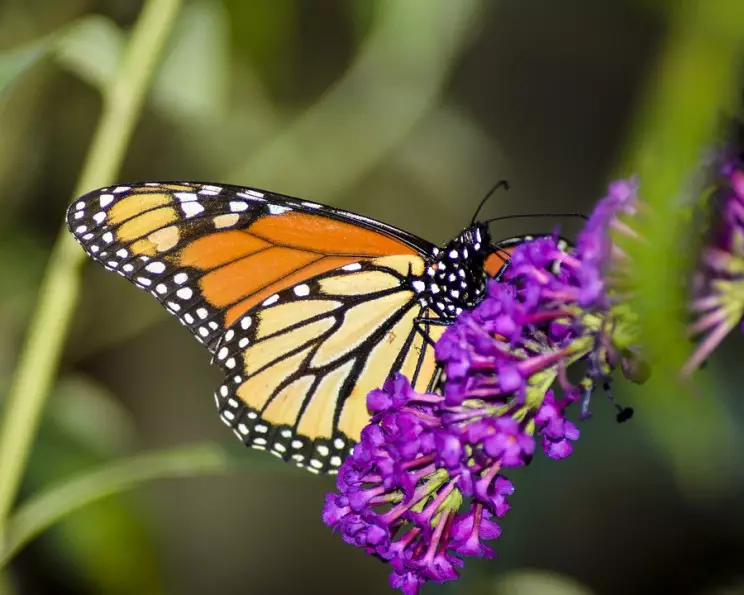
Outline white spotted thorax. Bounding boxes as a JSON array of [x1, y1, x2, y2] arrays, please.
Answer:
[[422, 222, 492, 318]]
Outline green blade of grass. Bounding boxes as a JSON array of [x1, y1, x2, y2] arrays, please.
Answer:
[[0, 443, 230, 566]]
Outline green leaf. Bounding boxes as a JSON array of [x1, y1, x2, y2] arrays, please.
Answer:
[[54, 15, 125, 92], [25, 419, 160, 595], [0, 36, 52, 101], [0, 443, 231, 566]]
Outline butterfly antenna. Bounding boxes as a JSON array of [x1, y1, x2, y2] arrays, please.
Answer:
[[484, 212, 587, 225], [471, 180, 510, 225]]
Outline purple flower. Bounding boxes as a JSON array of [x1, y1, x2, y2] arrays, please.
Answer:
[[685, 156, 744, 375], [437, 237, 641, 426], [324, 178, 649, 595], [323, 376, 524, 594]]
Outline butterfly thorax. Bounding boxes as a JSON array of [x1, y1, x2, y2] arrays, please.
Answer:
[[422, 223, 492, 319]]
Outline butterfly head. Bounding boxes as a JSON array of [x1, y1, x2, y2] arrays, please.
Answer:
[[426, 222, 492, 318]]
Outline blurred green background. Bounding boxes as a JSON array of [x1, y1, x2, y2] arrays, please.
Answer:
[[1, 1, 744, 594]]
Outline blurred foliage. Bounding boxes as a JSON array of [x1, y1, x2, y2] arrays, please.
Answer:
[[0, 1, 743, 594]]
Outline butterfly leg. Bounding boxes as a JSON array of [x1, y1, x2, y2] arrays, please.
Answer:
[[412, 315, 449, 348]]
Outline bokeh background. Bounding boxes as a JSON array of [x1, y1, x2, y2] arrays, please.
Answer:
[[1, 1, 744, 594]]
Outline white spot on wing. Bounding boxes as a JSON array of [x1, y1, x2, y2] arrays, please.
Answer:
[[200, 185, 222, 195], [177, 287, 193, 300], [229, 201, 248, 212], [262, 294, 279, 306], [237, 190, 266, 201], [293, 284, 310, 297], [181, 201, 204, 218], [268, 205, 291, 215]]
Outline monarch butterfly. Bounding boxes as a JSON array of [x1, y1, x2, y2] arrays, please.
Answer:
[[66, 182, 563, 474]]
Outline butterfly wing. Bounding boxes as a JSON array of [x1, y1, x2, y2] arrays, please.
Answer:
[[67, 182, 434, 351], [213, 253, 447, 473], [67, 182, 444, 472]]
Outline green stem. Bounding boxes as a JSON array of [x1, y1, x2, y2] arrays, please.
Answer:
[[0, 0, 182, 538]]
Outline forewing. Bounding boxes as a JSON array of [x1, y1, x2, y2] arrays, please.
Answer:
[[66, 182, 435, 352]]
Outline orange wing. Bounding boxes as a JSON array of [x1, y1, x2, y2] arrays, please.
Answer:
[[67, 182, 434, 352]]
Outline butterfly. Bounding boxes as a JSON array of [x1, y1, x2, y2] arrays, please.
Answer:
[[66, 182, 559, 474]]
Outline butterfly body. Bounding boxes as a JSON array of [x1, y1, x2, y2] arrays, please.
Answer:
[[67, 182, 532, 473]]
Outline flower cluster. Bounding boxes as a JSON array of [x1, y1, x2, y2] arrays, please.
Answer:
[[685, 152, 744, 374], [323, 179, 649, 594], [324, 374, 554, 595]]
